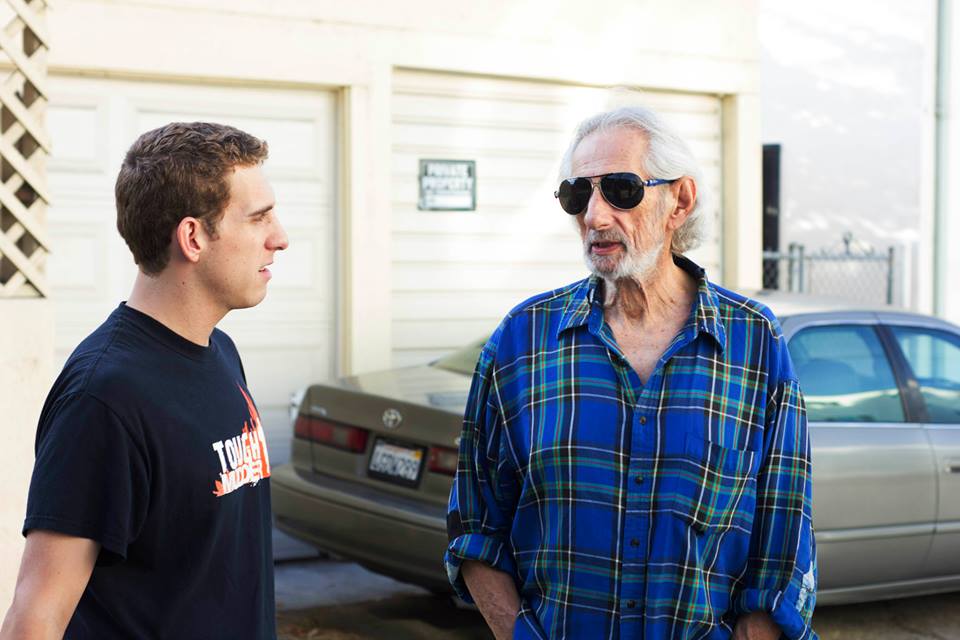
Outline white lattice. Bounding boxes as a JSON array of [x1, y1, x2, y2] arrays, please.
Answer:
[[0, 0, 48, 298]]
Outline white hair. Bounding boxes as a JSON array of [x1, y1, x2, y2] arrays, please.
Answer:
[[558, 106, 708, 254]]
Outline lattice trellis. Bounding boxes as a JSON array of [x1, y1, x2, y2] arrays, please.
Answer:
[[0, 0, 48, 298]]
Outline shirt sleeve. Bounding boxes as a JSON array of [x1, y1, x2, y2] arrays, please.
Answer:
[[24, 392, 150, 564], [734, 373, 818, 640], [444, 338, 521, 602]]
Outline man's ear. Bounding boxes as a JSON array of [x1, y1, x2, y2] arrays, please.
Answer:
[[667, 177, 696, 231], [174, 217, 206, 264]]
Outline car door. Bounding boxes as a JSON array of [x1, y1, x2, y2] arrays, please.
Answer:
[[883, 318, 960, 578], [782, 313, 938, 591]]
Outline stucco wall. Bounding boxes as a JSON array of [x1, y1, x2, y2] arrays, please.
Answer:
[[0, 300, 53, 609]]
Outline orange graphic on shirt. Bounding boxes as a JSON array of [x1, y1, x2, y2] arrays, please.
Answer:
[[211, 385, 272, 497]]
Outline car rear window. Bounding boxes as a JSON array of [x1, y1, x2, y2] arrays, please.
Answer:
[[788, 324, 905, 423], [890, 326, 960, 424], [432, 337, 487, 375]]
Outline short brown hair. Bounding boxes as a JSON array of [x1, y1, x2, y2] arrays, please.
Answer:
[[115, 122, 269, 274]]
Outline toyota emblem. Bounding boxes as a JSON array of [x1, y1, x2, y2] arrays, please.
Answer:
[[382, 408, 403, 430]]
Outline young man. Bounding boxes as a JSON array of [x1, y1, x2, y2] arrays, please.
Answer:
[[1, 122, 289, 638]]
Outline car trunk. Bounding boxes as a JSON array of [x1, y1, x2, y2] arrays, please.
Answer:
[[291, 363, 471, 506]]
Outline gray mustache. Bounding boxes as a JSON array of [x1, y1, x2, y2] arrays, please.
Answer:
[[585, 230, 627, 245]]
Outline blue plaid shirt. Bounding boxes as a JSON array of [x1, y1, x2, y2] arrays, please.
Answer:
[[445, 257, 817, 639]]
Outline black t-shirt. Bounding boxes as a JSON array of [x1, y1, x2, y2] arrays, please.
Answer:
[[24, 304, 276, 639]]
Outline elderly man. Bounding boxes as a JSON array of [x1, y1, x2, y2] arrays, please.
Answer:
[[445, 106, 816, 640]]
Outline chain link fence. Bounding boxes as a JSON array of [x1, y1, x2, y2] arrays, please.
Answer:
[[762, 239, 896, 306]]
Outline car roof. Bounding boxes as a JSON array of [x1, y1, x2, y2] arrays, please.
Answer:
[[747, 289, 891, 318], [747, 289, 960, 334]]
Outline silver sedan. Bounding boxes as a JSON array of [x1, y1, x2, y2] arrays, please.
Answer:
[[272, 293, 960, 605]]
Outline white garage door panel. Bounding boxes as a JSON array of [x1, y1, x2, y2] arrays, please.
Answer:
[[394, 123, 564, 156], [394, 263, 584, 292], [392, 94, 573, 127], [46, 229, 106, 290], [393, 290, 560, 321], [391, 207, 570, 234], [47, 104, 108, 170], [393, 232, 581, 265], [393, 318, 500, 348], [263, 227, 326, 291], [47, 76, 337, 466], [394, 72, 699, 120], [391, 70, 724, 367]]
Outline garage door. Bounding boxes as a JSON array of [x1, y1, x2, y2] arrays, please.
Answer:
[[391, 70, 723, 367], [46, 76, 337, 465]]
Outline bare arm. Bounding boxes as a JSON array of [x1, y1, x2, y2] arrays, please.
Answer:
[[461, 560, 520, 640], [0, 530, 99, 640], [733, 611, 781, 640]]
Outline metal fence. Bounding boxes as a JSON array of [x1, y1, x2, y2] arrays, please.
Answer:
[[762, 240, 896, 305]]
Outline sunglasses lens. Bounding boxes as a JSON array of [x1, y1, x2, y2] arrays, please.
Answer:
[[557, 178, 592, 215], [600, 173, 644, 209]]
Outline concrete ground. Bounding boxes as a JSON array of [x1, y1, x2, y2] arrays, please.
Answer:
[[275, 559, 960, 640], [813, 592, 960, 640], [275, 560, 489, 640]]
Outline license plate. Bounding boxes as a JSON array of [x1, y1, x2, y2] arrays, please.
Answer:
[[367, 439, 425, 487]]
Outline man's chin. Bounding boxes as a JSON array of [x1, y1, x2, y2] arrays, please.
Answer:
[[587, 257, 662, 286], [585, 256, 621, 278], [231, 291, 267, 311], [587, 261, 641, 283]]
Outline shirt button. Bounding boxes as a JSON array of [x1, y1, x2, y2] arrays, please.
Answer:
[[634, 475, 643, 485], [626, 600, 636, 608], [639, 416, 647, 425], [630, 538, 639, 547]]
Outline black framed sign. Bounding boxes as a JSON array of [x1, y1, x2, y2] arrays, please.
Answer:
[[418, 159, 476, 211]]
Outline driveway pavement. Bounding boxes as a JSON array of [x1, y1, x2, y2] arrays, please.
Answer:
[[813, 591, 960, 640], [275, 559, 960, 640]]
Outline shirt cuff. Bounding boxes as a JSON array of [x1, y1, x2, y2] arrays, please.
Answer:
[[444, 532, 517, 602], [734, 587, 818, 640]]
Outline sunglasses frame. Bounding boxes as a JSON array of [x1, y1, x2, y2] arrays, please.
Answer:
[[553, 173, 677, 215]]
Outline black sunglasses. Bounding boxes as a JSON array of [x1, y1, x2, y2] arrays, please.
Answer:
[[554, 173, 677, 215]]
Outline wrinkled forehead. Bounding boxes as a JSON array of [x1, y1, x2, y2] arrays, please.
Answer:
[[569, 126, 650, 177]]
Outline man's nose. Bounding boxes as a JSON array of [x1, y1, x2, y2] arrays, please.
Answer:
[[269, 216, 289, 251], [581, 186, 614, 230]]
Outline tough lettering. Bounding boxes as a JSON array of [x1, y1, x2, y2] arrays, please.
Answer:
[[211, 441, 228, 473], [224, 439, 239, 470]]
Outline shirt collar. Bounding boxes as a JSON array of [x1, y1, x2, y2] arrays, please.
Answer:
[[556, 254, 726, 353], [556, 276, 596, 336], [677, 254, 726, 353]]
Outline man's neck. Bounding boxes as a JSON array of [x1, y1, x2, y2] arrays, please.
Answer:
[[602, 254, 697, 326], [126, 270, 225, 347]]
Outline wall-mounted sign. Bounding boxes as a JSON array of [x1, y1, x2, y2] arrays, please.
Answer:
[[418, 159, 476, 211]]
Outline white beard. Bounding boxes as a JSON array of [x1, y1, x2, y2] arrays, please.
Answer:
[[580, 220, 668, 308], [610, 239, 663, 282], [582, 229, 665, 285]]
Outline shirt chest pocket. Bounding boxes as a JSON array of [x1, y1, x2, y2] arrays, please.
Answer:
[[670, 433, 759, 535]]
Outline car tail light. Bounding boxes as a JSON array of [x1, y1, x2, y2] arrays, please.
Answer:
[[428, 446, 459, 476], [294, 415, 369, 453]]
